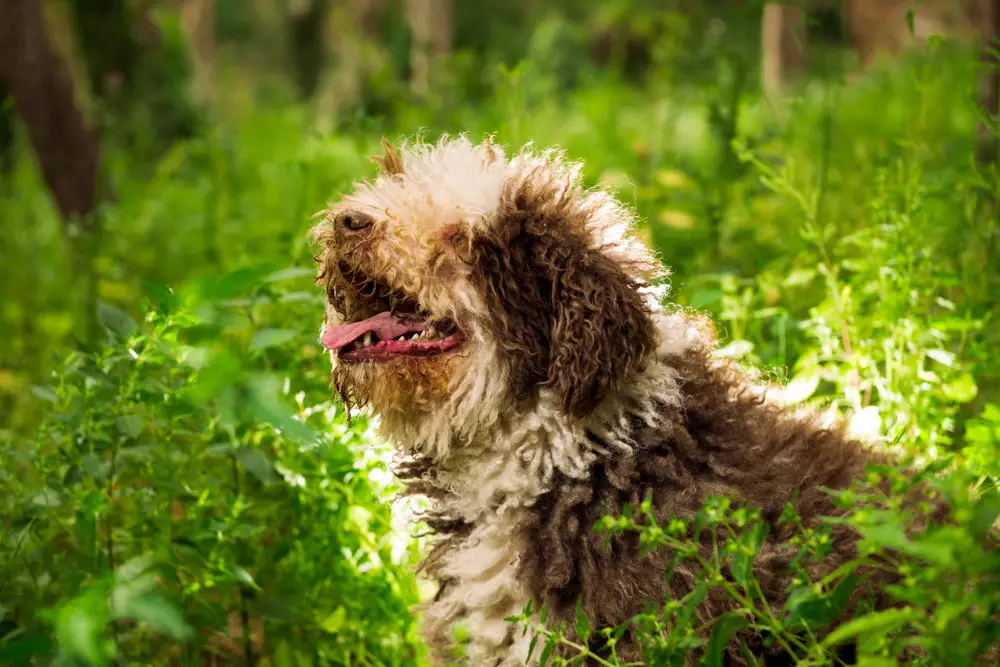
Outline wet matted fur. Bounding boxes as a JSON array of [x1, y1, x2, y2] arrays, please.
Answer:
[[310, 137, 920, 666]]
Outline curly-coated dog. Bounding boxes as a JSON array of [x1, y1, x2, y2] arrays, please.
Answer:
[[311, 137, 901, 666]]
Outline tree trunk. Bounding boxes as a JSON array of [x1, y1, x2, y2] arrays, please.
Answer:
[[0, 84, 14, 177], [0, 0, 100, 221], [406, 0, 452, 96], [180, 0, 216, 106], [313, 0, 386, 126], [978, 0, 1000, 163], [761, 3, 809, 98], [71, 0, 138, 104], [288, 0, 330, 99]]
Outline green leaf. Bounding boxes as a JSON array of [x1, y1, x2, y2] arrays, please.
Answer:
[[273, 640, 301, 667], [940, 373, 977, 403], [690, 289, 723, 309], [97, 300, 138, 340], [29, 385, 58, 404], [120, 593, 192, 640], [246, 374, 317, 442], [0, 631, 53, 663], [320, 607, 346, 634], [54, 587, 112, 667], [230, 566, 262, 592], [115, 414, 144, 439], [783, 268, 817, 288], [701, 612, 749, 667], [730, 521, 768, 588], [925, 349, 955, 368], [713, 340, 753, 360], [857, 657, 898, 667], [250, 328, 298, 350], [821, 608, 921, 648], [779, 372, 820, 404], [143, 280, 177, 314], [574, 598, 592, 644], [81, 454, 104, 480], [234, 447, 279, 485], [526, 634, 539, 661], [538, 637, 555, 667], [265, 267, 315, 283], [197, 266, 273, 301]]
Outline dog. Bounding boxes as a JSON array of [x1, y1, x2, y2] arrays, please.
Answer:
[[310, 137, 904, 665]]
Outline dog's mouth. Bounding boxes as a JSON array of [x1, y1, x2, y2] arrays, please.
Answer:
[[321, 264, 463, 364]]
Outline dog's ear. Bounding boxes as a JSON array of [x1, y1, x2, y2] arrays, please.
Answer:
[[545, 242, 656, 417], [472, 176, 658, 418]]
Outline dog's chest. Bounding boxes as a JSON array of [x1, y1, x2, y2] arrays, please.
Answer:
[[421, 515, 536, 666]]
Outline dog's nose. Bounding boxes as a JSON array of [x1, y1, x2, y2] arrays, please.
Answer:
[[334, 210, 374, 234]]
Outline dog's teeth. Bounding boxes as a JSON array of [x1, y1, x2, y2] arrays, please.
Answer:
[[409, 333, 420, 341], [396, 336, 406, 342], [363, 332, 373, 347]]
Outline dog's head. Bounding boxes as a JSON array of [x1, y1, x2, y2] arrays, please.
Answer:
[[311, 137, 664, 450]]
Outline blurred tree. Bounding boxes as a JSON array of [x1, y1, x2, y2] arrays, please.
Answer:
[[406, 0, 452, 96], [0, 84, 13, 176], [70, 0, 199, 148], [314, 0, 394, 125], [978, 0, 999, 162], [179, 0, 215, 105], [71, 0, 138, 104], [761, 3, 808, 98], [288, 0, 330, 99], [0, 0, 100, 220]]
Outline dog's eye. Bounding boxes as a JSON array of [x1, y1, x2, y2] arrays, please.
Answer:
[[336, 210, 374, 232]]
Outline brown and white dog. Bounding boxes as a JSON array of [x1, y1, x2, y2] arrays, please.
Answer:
[[310, 137, 892, 665]]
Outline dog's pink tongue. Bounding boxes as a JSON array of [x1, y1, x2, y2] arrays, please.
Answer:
[[322, 311, 425, 350]]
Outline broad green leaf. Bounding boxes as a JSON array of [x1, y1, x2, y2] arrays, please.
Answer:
[[115, 414, 144, 439], [250, 328, 297, 350], [925, 349, 955, 368], [713, 340, 753, 360], [821, 608, 921, 648], [857, 657, 898, 667], [120, 593, 192, 640], [97, 300, 138, 340], [234, 447, 279, 485], [246, 374, 317, 442], [0, 631, 53, 663], [54, 588, 112, 667], [940, 373, 977, 403], [266, 267, 315, 283], [778, 372, 820, 404], [231, 566, 262, 591], [784, 268, 817, 288], [29, 385, 58, 404], [701, 612, 749, 667], [273, 640, 301, 667], [320, 607, 346, 634], [196, 266, 273, 301]]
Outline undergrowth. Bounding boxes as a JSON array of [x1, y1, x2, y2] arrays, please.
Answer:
[[2, 10, 999, 667]]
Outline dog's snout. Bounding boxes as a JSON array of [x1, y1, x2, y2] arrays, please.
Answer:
[[335, 210, 374, 234]]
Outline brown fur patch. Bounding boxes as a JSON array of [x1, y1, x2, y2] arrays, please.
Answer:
[[370, 137, 405, 176], [470, 172, 659, 417], [512, 340, 942, 664]]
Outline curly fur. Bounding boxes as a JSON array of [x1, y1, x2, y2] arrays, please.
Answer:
[[311, 137, 925, 666]]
